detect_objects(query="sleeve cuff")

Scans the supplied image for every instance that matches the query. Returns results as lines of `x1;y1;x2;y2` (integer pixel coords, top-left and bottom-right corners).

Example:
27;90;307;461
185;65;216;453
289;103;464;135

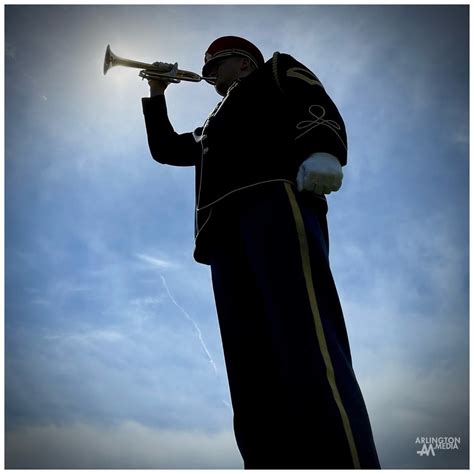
142;94;167;114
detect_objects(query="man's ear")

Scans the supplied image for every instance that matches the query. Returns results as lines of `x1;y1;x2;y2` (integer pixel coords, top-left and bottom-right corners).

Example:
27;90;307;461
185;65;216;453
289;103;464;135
240;57;252;71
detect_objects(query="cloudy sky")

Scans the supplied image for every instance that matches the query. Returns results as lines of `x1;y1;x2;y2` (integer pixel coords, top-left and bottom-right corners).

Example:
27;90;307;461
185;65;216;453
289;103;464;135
5;4;469;469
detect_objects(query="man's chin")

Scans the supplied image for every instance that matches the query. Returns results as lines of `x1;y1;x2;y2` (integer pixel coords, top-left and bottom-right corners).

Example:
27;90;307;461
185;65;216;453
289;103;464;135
214;80;229;96
214;86;226;96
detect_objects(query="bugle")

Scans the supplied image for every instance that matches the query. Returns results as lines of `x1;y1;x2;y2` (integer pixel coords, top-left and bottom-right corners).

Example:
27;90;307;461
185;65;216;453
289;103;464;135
103;44;215;83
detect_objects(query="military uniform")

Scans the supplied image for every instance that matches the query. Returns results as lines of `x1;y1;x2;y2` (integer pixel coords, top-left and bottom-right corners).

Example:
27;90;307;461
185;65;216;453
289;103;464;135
142;51;380;469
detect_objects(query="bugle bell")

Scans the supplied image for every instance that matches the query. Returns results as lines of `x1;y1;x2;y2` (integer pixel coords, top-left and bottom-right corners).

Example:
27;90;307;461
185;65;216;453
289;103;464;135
103;44;215;84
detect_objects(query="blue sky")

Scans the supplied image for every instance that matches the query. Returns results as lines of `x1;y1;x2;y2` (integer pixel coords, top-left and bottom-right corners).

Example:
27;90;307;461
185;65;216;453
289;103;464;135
5;4;469;469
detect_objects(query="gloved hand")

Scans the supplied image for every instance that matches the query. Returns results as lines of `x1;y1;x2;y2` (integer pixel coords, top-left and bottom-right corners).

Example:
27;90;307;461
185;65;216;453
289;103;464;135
152;61;177;72
296;152;343;195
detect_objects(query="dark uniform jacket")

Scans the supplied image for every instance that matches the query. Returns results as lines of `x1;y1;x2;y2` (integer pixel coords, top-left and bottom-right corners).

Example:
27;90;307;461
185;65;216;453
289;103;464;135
142;52;347;264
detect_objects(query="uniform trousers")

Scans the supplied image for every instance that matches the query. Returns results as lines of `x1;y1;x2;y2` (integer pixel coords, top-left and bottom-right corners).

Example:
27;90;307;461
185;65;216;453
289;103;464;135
208;182;380;469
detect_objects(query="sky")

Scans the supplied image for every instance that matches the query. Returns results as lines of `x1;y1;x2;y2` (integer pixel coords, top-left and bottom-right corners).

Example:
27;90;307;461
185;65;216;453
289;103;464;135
4;3;469;469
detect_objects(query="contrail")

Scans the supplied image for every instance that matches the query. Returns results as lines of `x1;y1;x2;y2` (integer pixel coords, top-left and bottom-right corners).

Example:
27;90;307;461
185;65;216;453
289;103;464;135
160;274;218;375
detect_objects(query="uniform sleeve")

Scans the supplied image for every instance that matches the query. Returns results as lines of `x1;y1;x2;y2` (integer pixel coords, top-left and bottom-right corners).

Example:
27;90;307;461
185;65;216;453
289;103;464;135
274;53;348;167
142;95;201;167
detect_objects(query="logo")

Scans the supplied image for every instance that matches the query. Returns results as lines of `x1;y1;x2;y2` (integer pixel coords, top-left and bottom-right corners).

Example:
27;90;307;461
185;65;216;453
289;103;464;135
415;437;461;456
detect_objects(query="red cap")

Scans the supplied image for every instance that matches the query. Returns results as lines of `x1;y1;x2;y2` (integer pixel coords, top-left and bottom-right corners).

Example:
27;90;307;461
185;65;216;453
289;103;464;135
202;36;264;77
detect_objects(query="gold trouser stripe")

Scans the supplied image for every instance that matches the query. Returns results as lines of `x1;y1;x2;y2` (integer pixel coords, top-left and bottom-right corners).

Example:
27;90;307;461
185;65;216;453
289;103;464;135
284;183;361;469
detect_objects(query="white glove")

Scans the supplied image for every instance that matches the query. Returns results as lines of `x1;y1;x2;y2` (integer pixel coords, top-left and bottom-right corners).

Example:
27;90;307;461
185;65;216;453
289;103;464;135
152;61;178;74
296;152;343;195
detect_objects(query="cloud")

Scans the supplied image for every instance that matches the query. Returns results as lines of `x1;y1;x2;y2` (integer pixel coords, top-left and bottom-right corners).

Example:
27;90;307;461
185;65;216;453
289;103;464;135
44;328;124;344
135;252;180;269
5;421;243;469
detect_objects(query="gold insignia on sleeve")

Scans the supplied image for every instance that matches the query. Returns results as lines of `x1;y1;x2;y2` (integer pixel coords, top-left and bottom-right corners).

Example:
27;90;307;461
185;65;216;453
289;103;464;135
287;67;323;87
